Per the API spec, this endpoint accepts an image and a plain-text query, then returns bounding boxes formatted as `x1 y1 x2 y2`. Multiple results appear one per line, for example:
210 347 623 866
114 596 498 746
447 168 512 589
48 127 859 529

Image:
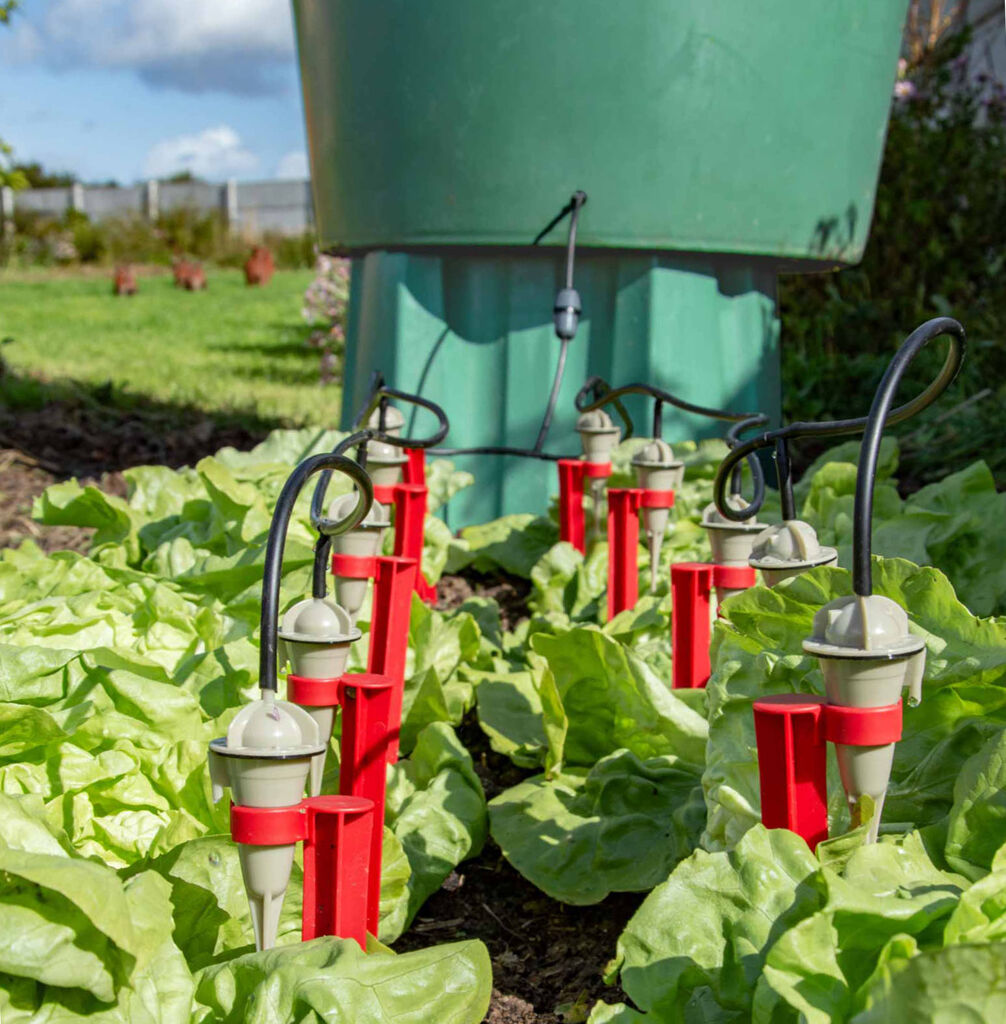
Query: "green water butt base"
342 249 780 528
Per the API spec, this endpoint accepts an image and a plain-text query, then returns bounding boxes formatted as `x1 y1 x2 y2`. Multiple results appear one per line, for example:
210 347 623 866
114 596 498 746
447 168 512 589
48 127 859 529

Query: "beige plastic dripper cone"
700 496 764 601
367 403 405 437
363 437 407 487
328 492 391 619
803 594 926 842
279 596 361 795
208 694 324 950
577 410 621 536
632 439 684 592
749 520 838 586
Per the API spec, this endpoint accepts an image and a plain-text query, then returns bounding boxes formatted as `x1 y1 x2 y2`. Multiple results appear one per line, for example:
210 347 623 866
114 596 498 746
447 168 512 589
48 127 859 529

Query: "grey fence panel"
159 182 224 213
17 188 72 216
8 180 315 236
85 186 144 219
235 180 314 234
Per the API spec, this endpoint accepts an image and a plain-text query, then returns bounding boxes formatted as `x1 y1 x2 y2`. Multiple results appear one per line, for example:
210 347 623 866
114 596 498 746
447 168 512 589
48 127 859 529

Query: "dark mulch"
0 392 266 481
0 389 270 553
437 570 533 631
396 718 641 1023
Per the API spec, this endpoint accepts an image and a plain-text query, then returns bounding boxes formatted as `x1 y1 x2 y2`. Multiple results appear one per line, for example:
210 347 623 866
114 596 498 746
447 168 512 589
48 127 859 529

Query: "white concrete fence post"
145 180 159 222
224 178 239 234
0 185 13 237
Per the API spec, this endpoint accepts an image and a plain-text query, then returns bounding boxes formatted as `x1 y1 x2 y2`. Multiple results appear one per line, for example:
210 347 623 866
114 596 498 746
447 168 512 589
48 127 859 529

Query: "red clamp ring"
584 461 613 479
372 484 397 504
640 489 675 509
332 553 378 579
823 701 902 745
712 564 757 589
288 674 342 707
230 802 308 845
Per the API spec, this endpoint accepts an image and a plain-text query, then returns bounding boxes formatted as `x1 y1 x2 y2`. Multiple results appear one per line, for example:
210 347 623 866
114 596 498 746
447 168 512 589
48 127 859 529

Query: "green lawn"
0 268 340 427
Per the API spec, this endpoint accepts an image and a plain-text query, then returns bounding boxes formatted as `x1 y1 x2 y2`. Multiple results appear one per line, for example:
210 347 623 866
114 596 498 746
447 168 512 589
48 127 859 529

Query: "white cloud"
144 125 259 180
7 0 296 95
276 150 309 179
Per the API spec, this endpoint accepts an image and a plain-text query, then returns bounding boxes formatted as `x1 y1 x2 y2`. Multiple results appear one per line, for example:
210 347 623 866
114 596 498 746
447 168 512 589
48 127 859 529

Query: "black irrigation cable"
711 317 966 592
434 192 589 462
852 317 966 596
532 336 571 455
726 413 770 500
577 378 769 507
259 452 373 693
775 437 796 521
312 535 332 600
309 378 451 539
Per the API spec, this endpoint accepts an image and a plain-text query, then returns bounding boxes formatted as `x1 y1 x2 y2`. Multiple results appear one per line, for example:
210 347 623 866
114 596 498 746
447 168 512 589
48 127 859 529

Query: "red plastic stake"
751 697 904 852
368 556 418 763
403 448 427 487
671 563 715 688
390 483 436 604
391 484 426 562
557 459 588 554
753 695 829 850
338 673 395 937
607 488 644 620
301 795 374 947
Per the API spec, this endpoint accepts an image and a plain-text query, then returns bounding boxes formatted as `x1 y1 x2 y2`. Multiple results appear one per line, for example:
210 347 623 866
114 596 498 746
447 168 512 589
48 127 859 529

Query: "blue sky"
0 0 309 184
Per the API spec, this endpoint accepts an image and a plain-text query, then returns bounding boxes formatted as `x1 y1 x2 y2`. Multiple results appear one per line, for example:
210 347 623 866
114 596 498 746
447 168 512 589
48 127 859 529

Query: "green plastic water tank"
293 0 908 526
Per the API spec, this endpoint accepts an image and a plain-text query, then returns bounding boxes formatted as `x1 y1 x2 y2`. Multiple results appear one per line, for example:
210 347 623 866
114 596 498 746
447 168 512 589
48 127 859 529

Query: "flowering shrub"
302 254 350 384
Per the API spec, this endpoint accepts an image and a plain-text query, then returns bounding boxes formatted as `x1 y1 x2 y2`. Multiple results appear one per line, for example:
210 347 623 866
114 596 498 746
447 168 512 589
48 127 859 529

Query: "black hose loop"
259 452 373 692
853 317 966 595
712 317 966 528
726 413 769 502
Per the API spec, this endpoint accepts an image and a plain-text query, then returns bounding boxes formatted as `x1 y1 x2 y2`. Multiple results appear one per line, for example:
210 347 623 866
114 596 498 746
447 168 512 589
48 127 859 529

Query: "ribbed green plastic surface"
294 0 907 262
296 0 908 525
342 251 779 526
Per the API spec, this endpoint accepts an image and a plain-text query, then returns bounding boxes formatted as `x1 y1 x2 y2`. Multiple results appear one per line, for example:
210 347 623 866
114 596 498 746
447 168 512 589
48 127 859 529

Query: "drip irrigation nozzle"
632 439 684 592
749 521 838 586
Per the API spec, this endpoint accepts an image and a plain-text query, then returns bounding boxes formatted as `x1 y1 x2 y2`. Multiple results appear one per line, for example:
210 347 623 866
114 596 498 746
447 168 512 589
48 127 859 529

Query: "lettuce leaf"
489 749 704 904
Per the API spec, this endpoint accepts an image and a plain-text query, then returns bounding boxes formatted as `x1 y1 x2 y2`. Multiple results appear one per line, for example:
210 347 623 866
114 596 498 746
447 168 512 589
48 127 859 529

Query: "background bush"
0 205 317 271
780 31 1006 488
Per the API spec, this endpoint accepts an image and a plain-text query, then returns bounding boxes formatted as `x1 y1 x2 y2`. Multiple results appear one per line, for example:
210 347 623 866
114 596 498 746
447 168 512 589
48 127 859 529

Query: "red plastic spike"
671 563 715 688
301 795 374 946
403 448 427 487
752 695 829 851
368 556 418 763
607 488 644 619
557 459 588 554
391 483 436 603
391 484 427 562
338 673 395 937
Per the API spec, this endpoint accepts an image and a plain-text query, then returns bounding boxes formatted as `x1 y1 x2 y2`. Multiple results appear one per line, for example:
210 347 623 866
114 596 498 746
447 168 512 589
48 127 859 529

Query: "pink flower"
894 79 917 101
